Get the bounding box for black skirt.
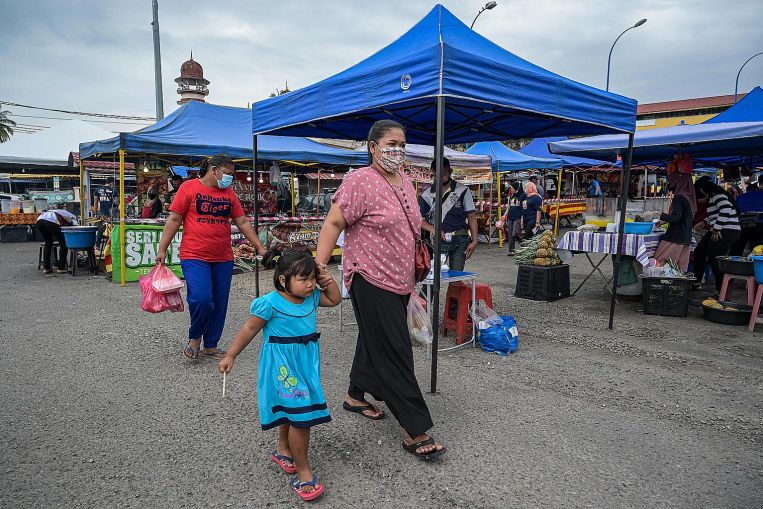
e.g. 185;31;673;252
348;274;433;437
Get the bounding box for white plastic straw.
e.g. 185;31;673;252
223;371;227;398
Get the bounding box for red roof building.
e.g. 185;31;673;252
636;93;746;130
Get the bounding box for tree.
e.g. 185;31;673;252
0;104;16;143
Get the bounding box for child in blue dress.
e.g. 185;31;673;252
219;250;340;502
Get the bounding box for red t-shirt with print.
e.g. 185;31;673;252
169;179;245;262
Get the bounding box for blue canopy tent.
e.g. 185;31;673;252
465;141;561;172
547;121;763;165
519;137;616;168
251;4;637;390
79;101;366;287
79;101;368;166
705;86;763;124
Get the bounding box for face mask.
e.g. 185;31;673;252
373;144;406;174
216;171;234;189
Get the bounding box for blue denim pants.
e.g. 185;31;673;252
180;259;234;349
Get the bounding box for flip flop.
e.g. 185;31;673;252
342;401;385;420
402;437;446;461
271;452;297;474
200;348;226;359
291;476;324;501
182;341;200;360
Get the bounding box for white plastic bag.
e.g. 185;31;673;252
407;293;432;346
470;300;502;326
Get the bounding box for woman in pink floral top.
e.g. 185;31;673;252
316;120;446;460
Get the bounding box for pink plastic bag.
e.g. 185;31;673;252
140;267;184;314
149;264;184;293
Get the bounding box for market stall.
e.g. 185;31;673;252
251;4;637;390
79;101;366;285
465;141;561;244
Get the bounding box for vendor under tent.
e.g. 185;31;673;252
465;141;563;240
78;100;367;286
251;4;637;392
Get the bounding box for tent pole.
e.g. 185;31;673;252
497;169;503;247
430;96;445;394
291;171;296;216
253;135;260;298
316;170;321;214
489;176;493;246
608;133;635;329
119;149;126;287
79;159;85;224
553;169;563;236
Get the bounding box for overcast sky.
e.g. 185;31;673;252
1;0;761;133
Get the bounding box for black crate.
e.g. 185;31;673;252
515;264;570;301
0;225;30;243
641;277;694;317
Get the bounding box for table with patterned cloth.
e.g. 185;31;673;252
556;230;697;296
0;213;38;225
557;231;673;266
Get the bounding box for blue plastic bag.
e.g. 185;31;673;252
478;316;519;356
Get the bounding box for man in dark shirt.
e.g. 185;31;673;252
92;178;115;217
419;158;478;271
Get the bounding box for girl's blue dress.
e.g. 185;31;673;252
251;289;331;430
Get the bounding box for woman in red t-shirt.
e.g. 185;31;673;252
156;155;266;360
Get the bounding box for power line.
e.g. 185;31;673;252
7;113;152;126
0;100;156;121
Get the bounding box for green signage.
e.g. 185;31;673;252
110;224;183;283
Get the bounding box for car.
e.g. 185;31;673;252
296;190;336;215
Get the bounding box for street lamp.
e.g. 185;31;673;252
606;18;647;91
735;51;763;103
471;1;498;30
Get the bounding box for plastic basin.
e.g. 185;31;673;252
623;222;654;235
702;301;753;325
61;226;98;248
717;256;754;276
752;255;763;284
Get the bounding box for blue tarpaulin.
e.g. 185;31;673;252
705;86;763;124
519;137;616;168
548;121;763;164
465;141;561;172
251;5;636;143
79;101;367;166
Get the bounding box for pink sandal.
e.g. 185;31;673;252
271;452;297;474
291;476;324;501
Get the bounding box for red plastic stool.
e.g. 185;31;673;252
443;282;493;344
718;274;756;306
749;284;763;332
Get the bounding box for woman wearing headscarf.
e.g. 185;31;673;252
520;181;543;239
653;173;696;272
139;186;163;219
691;177;741;290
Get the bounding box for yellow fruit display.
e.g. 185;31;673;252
752;245;763;256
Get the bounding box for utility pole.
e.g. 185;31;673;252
151;0;164;119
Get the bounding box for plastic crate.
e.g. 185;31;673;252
641;277;694;317
0;225;29;243
515;264;570;301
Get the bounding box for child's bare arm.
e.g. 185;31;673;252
318;271;341;307
219;316;266;373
